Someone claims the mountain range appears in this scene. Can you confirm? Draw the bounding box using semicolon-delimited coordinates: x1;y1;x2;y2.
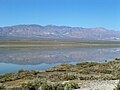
0;24;120;41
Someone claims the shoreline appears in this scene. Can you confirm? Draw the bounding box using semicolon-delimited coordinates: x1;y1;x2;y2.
1;43;120;47
0;58;120;89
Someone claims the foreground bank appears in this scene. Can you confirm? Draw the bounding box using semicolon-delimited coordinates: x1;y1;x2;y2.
0;58;120;90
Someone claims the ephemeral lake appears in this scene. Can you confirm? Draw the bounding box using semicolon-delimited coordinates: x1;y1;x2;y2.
0;46;120;74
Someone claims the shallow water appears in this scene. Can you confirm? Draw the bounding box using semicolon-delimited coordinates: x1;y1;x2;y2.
0;46;120;74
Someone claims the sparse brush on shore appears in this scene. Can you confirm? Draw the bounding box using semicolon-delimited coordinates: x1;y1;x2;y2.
0;58;120;89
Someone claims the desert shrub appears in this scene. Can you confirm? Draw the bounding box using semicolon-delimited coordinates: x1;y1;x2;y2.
18;69;25;73
22;82;36;90
79;76;94;80
115;72;120;79
79;68;113;75
76;62;99;68
55;83;64;90
22;78;80;90
22;78;42;90
112;71;120;80
39;82;53;90
114;80;120;90
64;82;80;90
0;75;3;79
63;73;77;80
98;69;113;74
0;83;5;89
0;73;18;82
79;69;91;74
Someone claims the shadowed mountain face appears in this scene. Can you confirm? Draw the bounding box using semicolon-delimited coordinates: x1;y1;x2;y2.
0;24;120;41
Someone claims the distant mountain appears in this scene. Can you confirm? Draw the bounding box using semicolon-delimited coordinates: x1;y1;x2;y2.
0;24;120;41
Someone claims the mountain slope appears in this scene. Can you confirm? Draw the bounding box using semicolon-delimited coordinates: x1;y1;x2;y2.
0;24;120;41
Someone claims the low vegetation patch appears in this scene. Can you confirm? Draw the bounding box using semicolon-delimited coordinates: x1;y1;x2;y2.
14;78;80;90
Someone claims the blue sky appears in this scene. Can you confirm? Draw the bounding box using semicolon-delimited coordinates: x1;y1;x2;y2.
0;0;119;30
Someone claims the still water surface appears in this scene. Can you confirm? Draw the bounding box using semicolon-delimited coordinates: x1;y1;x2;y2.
0;46;120;74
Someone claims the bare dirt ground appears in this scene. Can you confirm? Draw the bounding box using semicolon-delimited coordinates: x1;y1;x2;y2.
75;80;119;90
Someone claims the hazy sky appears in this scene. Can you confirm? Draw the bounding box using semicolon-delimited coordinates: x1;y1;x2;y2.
0;0;119;30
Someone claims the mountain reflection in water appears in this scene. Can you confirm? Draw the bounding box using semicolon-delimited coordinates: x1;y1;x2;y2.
0;47;120;74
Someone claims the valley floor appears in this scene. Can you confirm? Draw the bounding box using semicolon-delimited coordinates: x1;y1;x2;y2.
1;41;120;47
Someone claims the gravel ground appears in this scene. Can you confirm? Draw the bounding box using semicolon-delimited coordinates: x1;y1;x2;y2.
76;80;119;90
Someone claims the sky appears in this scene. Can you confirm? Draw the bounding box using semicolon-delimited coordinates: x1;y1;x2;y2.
0;0;119;30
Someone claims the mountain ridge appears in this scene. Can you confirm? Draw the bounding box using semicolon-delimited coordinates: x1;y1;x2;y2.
0;24;120;41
